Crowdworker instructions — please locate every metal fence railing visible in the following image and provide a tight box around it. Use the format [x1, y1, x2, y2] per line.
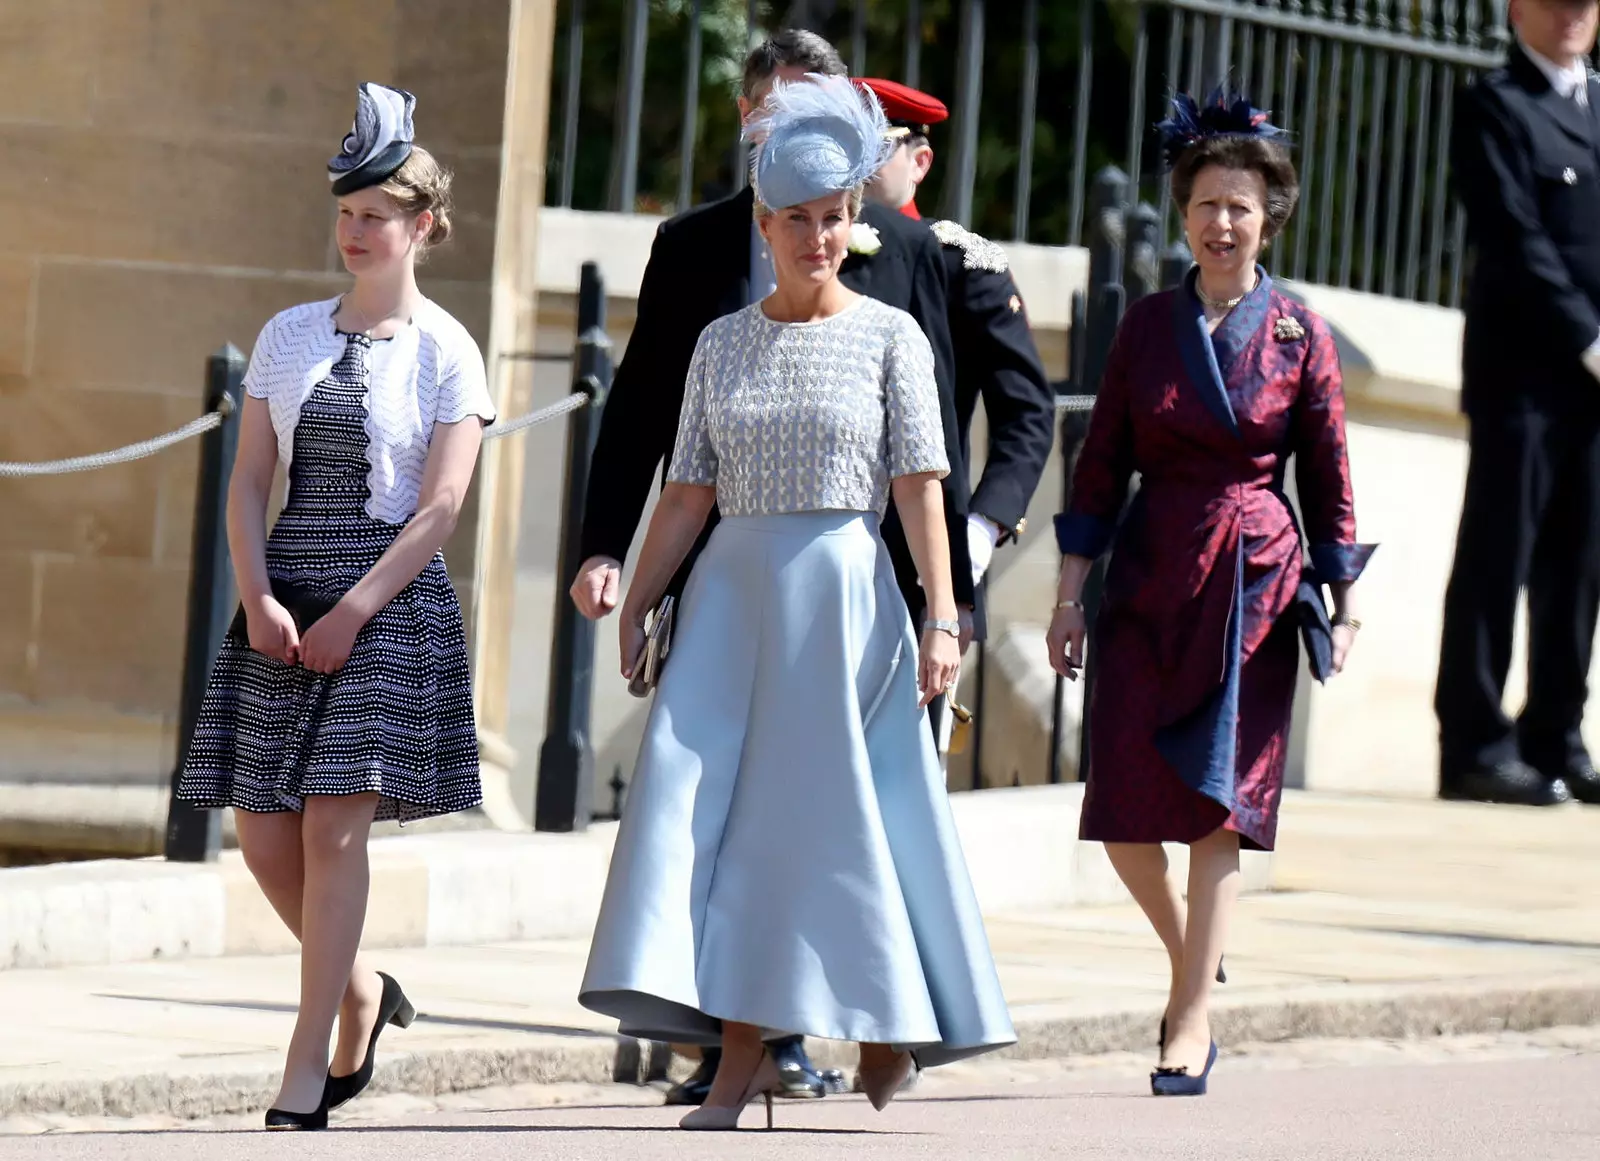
[549, 0, 1098, 246]
[548, 0, 1598, 309]
[1129, 1, 1521, 308]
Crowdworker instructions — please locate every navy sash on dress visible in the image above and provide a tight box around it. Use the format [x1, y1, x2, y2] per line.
[1153, 268, 1332, 814]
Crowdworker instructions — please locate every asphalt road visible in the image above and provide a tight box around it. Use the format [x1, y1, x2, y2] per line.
[8, 1033, 1599, 1160]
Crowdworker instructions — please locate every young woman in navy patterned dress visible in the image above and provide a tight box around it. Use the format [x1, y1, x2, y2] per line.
[175, 84, 495, 1129]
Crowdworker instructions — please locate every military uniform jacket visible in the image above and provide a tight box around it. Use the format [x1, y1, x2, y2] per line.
[924, 218, 1056, 638]
[579, 186, 974, 610]
[1453, 45, 1600, 414]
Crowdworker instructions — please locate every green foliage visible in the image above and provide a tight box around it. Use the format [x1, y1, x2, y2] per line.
[545, 0, 1130, 240]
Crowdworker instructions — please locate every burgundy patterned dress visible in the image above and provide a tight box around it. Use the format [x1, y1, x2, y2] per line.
[1055, 268, 1375, 851]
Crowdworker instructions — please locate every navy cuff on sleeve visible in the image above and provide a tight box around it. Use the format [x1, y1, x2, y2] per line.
[1054, 511, 1115, 560]
[1308, 542, 1377, 584]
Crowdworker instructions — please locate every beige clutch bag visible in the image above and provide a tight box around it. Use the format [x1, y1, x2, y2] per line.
[626, 596, 675, 699]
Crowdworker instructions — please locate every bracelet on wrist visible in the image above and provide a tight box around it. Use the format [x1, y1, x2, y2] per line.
[1054, 599, 1085, 612]
[1333, 614, 1362, 632]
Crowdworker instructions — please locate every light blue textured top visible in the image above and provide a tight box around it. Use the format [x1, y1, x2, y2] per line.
[667, 296, 949, 518]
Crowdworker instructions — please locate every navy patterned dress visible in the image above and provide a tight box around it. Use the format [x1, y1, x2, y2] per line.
[178, 299, 494, 823]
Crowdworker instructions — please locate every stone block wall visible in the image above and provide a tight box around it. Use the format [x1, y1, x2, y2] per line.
[0, 0, 517, 778]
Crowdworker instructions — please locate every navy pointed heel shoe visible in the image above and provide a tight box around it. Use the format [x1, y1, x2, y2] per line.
[1151, 1039, 1218, 1097]
[324, 971, 416, 1111]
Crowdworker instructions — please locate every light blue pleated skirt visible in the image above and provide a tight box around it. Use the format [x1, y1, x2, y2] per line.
[578, 511, 1015, 1067]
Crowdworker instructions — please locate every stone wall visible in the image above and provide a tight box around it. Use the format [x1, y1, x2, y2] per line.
[0, 1, 519, 781]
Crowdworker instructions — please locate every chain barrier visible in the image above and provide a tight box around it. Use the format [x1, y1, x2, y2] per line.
[0, 385, 1093, 479]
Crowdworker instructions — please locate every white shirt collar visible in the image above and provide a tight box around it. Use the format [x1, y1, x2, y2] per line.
[1520, 37, 1590, 105]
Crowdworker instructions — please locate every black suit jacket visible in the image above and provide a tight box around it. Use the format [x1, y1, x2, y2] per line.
[1453, 46, 1600, 415]
[579, 186, 973, 614]
[924, 219, 1056, 639]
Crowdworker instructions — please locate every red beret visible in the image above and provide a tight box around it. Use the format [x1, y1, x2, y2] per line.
[855, 78, 949, 132]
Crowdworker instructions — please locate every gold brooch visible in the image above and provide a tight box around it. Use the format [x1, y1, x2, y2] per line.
[1273, 316, 1306, 342]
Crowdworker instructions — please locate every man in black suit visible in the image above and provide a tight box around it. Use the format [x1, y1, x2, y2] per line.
[856, 78, 1057, 655]
[1436, 0, 1600, 806]
[568, 30, 971, 1105]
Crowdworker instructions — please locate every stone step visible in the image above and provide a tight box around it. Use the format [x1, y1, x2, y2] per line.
[0, 782, 1274, 972]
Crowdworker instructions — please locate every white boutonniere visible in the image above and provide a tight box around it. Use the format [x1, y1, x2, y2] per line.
[847, 223, 882, 255]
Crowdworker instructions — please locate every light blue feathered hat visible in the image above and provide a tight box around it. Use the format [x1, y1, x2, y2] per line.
[744, 73, 895, 211]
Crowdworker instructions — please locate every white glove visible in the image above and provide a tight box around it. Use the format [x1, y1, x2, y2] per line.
[966, 513, 1001, 588]
[1585, 331, 1600, 385]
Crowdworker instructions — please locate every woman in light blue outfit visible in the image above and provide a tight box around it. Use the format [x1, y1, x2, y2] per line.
[577, 74, 1015, 1131]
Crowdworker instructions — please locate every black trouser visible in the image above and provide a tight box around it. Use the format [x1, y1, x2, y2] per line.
[1435, 404, 1600, 779]
[700, 1034, 803, 1065]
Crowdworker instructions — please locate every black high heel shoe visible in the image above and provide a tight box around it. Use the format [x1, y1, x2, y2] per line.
[264, 1092, 330, 1131]
[1151, 1039, 1218, 1096]
[324, 971, 416, 1111]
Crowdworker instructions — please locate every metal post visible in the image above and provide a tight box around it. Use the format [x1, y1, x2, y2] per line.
[1122, 202, 1161, 303]
[165, 346, 245, 862]
[1072, 169, 1131, 787]
[535, 263, 612, 833]
[735, 0, 762, 193]
[903, 0, 923, 89]
[558, 0, 585, 208]
[1082, 167, 1129, 395]
[1049, 287, 1089, 787]
[1160, 239, 1194, 290]
[852, 0, 867, 76]
[1204, 15, 1234, 90]
[677, 0, 703, 212]
[1014, 0, 1040, 243]
[610, 0, 649, 213]
[941, 0, 985, 225]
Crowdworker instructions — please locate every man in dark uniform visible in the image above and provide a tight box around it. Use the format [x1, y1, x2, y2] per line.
[855, 78, 1057, 658]
[568, 31, 972, 1106]
[1436, 0, 1600, 806]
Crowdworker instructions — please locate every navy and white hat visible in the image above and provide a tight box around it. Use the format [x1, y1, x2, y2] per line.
[744, 73, 895, 211]
[328, 82, 417, 195]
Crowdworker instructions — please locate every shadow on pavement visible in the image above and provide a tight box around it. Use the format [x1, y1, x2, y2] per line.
[95, 994, 613, 1039]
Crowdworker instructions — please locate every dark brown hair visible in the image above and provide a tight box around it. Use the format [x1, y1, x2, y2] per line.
[375, 145, 454, 250]
[742, 30, 847, 99]
[1170, 135, 1299, 239]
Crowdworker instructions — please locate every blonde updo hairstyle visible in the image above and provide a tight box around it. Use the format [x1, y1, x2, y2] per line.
[372, 145, 454, 254]
[753, 182, 866, 222]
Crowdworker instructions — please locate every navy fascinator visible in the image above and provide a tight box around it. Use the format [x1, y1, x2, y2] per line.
[1153, 85, 1288, 171]
[329, 82, 417, 195]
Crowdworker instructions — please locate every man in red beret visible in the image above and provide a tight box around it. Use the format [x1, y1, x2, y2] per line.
[857, 77, 1057, 709]
[856, 78, 947, 220]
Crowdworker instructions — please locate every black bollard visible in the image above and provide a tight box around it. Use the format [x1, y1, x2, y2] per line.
[165, 346, 245, 862]
[535, 263, 612, 833]
[1081, 168, 1129, 407]
[1160, 239, 1194, 291]
[1122, 203, 1161, 304]
[1071, 171, 1133, 788]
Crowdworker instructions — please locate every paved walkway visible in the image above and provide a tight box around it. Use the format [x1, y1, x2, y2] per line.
[2, 792, 1598, 1122]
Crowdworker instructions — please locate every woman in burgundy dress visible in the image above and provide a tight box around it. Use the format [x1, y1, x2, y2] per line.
[1045, 90, 1375, 1096]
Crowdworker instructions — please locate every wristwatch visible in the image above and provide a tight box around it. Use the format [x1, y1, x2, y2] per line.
[924, 618, 961, 639]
